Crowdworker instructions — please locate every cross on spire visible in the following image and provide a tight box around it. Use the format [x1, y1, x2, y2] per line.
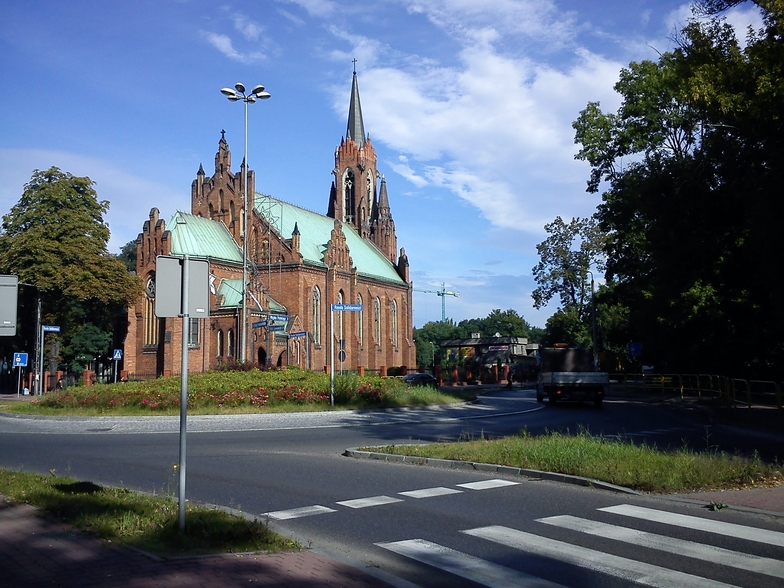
[352, 58, 357, 73]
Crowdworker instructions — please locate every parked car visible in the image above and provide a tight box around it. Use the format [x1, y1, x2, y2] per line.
[402, 373, 439, 387]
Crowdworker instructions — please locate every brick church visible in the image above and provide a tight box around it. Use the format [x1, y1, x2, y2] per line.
[123, 71, 416, 377]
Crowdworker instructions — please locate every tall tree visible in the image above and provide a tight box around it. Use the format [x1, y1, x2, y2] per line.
[0, 168, 142, 372]
[572, 3, 784, 375]
[531, 216, 606, 346]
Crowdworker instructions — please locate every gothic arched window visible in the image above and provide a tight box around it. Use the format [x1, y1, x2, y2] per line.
[391, 299, 398, 347]
[356, 294, 363, 345]
[217, 329, 224, 358]
[344, 170, 356, 223]
[313, 287, 322, 345]
[374, 297, 381, 344]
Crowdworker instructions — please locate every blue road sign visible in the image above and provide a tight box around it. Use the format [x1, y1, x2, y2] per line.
[268, 325, 285, 332]
[113, 349, 123, 361]
[43, 325, 61, 333]
[252, 320, 267, 329]
[289, 331, 307, 339]
[268, 314, 288, 322]
[13, 352, 28, 367]
[332, 303, 363, 312]
[628, 342, 642, 357]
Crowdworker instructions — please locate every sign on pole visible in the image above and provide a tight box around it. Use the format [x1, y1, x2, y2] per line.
[268, 313, 289, 322]
[0, 275, 18, 337]
[289, 331, 307, 339]
[252, 320, 267, 329]
[13, 353, 28, 367]
[268, 325, 285, 332]
[155, 256, 210, 318]
[43, 325, 61, 333]
[331, 303, 363, 312]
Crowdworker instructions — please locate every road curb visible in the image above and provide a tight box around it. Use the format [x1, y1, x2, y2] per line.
[343, 447, 642, 496]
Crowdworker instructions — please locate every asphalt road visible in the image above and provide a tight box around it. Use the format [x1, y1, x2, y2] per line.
[1, 387, 782, 587]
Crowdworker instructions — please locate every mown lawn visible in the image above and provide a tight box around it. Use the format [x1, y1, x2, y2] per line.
[0, 468, 299, 557]
[365, 429, 784, 493]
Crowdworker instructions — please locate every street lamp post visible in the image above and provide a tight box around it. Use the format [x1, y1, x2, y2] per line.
[587, 269, 598, 371]
[220, 82, 270, 363]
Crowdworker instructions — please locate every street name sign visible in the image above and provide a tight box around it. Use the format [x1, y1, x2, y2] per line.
[331, 303, 363, 312]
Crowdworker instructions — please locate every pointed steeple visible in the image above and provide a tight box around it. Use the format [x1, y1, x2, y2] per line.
[346, 68, 366, 149]
[378, 174, 390, 210]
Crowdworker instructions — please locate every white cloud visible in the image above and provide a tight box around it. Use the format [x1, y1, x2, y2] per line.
[401, 0, 577, 48]
[277, 0, 337, 18]
[232, 13, 264, 41]
[201, 31, 266, 63]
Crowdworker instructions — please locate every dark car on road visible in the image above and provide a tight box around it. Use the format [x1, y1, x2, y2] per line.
[402, 373, 439, 387]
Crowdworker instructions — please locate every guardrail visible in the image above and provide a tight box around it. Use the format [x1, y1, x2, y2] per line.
[609, 373, 782, 410]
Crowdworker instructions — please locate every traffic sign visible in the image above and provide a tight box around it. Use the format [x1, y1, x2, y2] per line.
[332, 303, 363, 312]
[113, 349, 123, 361]
[43, 325, 61, 333]
[338, 350, 346, 362]
[13, 352, 28, 367]
[268, 314, 288, 322]
[252, 320, 268, 329]
[0, 275, 18, 337]
[268, 325, 285, 332]
[289, 331, 307, 339]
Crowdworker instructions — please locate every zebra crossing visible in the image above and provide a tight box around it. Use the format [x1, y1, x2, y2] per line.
[378, 503, 784, 587]
[261, 477, 783, 587]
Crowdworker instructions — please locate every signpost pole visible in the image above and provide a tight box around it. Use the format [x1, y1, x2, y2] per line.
[178, 256, 190, 533]
[330, 308, 335, 406]
[17, 365, 20, 399]
[38, 322, 44, 396]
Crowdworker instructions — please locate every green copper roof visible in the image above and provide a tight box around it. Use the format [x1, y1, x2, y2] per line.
[167, 212, 243, 263]
[255, 194, 404, 284]
[217, 278, 287, 313]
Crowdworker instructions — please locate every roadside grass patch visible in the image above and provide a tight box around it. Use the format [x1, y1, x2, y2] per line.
[0, 468, 299, 556]
[365, 429, 783, 493]
[2, 367, 473, 416]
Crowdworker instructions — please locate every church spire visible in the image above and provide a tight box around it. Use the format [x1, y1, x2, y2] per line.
[346, 65, 366, 149]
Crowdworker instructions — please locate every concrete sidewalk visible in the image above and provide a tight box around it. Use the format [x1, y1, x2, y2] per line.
[0, 499, 393, 588]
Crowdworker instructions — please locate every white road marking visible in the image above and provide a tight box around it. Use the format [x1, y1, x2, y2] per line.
[263, 505, 336, 520]
[464, 525, 739, 588]
[336, 495, 403, 509]
[600, 504, 784, 548]
[376, 538, 567, 588]
[539, 515, 784, 579]
[457, 479, 520, 490]
[399, 487, 463, 499]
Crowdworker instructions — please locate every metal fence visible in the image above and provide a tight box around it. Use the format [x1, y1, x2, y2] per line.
[610, 373, 782, 410]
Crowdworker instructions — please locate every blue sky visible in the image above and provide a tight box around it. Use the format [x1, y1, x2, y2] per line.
[0, 1, 763, 328]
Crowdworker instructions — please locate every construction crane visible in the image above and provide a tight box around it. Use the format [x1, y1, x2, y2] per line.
[415, 282, 460, 322]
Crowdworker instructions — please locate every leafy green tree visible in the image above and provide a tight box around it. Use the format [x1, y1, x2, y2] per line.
[118, 240, 138, 273]
[0, 168, 142, 372]
[456, 309, 534, 340]
[414, 320, 460, 367]
[531, 216, 606, 346]
[62, 323, 113, 372]
[572, 3, 784, 376]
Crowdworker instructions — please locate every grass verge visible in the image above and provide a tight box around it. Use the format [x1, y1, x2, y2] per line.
[0, 468, 299, 557]
[1, 367, 474, 416]
[364, 429, 783, 493]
